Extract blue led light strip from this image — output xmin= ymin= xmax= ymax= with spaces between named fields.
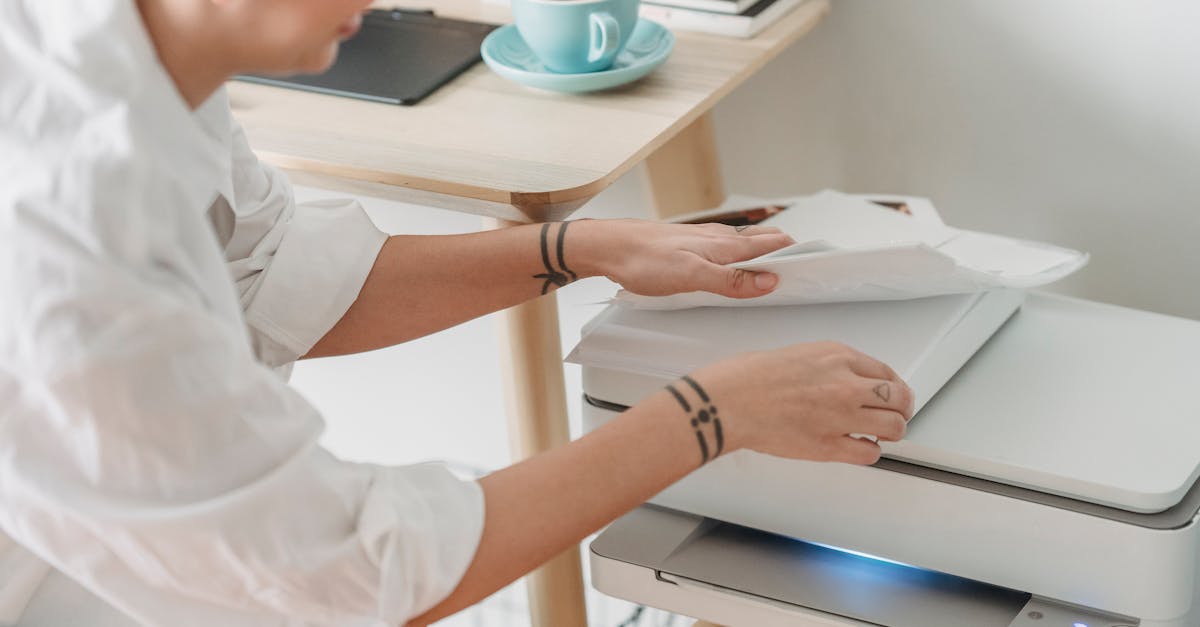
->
xmin=801 ymin=539 xmax=923 ymax=570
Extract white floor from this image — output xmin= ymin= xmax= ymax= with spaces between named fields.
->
xmin=291 ymin=173 xmax=688 ymax=627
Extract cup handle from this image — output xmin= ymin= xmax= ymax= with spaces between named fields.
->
xmin=588 ymin=12 xmax=621 ymax=64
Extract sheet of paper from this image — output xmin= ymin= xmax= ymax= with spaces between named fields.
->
xmin=758 ymin=190 xmax=957 ymax=249
xmin=567 ymin=292 xmax=991 ymax=381
xmin=617 ymin=190 xmax=1088 ymax=310
xmin=936 ymin=231 xmax=1083 ymax=278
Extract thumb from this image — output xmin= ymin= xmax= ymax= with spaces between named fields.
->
xmin=702 ymin=265 xmax=780 ymax=299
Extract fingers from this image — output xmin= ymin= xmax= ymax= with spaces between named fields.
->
xmin=852 ymin=408 xmax=908 ymax=442
xmin=834 ymin=348 xmax=912 ymax=417
xmin=858 ymin=377 xmax=915 ymax=420
xmin=693 ymin=223 xmax=792 ymax=265
xmin=690 ymin=229 xmax=793 ymax=299
xmin=698 ymin=223 xmax=785 ymax=237
xmin=679 ymin=226 xmax=793 ymax=298
xmin=708 ymin=232 xmax=794 ymax=265
xmin=695 ymin=265 xmax=780 ymax=299
xmin=833 ymin=436 xmax=882 ymax=465
xmin=845 ymin=350 xmax=901 ymax=382
xmin=731 ymin=225 xmax=787 ymax=237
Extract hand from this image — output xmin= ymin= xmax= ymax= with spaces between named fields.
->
xmin=572 ymin=219 xmax=794 ymax=299
xmin=683 ymin=342 xmax=915 ymax=465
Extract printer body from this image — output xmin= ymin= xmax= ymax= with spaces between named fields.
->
xmin=573 ymin=291 xmax=1200 ymax=626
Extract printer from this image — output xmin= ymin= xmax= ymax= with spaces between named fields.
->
xmin=569 ymin=291 xmax=1200 ymax=627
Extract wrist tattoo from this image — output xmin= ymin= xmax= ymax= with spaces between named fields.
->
xmin=666 ymin=375 xmax=725 ymax=465
xmin=532 ymin=222 xmax=578 ymax=295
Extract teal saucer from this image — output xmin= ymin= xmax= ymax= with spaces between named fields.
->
xmin=481 ymin=19 xmax=673 ymax=94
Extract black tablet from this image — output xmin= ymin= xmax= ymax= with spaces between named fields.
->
xmin=236 ymin=9 xmax=497 ymax=106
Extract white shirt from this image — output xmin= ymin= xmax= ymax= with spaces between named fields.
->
xmin=0 ymin=2 xmax=484 ymax=625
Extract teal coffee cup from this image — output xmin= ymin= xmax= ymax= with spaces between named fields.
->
xmin=512 ymin=0 xmax=641 ymax=74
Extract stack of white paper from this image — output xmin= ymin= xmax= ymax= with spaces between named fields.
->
xmin=616 ymin=190 xmax=1088 ymax=310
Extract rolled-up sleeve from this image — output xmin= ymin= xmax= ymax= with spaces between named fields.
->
xmin=0 ymin=251 xmax=483 ymax=626
xmin=217 ymin=121 xmax=387 ymax=368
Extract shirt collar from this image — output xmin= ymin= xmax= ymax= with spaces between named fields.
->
xmin=193 ymin=89 xmax=237 ymax=210
xmin=6 ymin=0 xmax=238 ymax=225
xmin=118 ymin=0 xmax=230 ymax=214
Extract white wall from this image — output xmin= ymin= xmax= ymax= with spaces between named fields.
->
xmin=296 ymin=0 xmax=1200 ymax=469
xmin=694 ymin=0 xmax=1200 ymax=318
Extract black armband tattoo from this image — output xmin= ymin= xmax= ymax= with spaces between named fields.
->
xmin=666 ymin=375 xmax=725 ymax=465
xmin=532 ymin=222 xmax=578 ymax=295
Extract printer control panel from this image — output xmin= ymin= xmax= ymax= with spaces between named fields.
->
xmin=1010 ymin=597 xmax=1137 ymax=627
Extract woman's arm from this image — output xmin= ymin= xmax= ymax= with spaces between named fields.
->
xmin=305 ymin=219 xmax=793 ymax=358
xmin=408 ymin=341 xmax=915 ymax=626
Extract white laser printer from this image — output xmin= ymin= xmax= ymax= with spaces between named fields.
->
xmin=569 ymin=291 xmax=1200 ymax=627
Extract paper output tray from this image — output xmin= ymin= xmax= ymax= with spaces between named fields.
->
xmin=591 ymin=506 xmax=1137 ymax=627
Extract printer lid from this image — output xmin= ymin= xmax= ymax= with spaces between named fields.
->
xmin=570 ymin=292 xmax=1200 ymax=514
xmin=886 ymin=292 xmax=1200 ymax=513
xmin=569 ymin=290 xmax=1019 ymax=409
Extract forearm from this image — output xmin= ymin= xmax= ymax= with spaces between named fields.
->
xmin=405 ymin=337 xmax=917 ymax=625
xmin=306 ymin=221 xmax=595 ymax=358
xmin=407 ymin=387 xmax=709 ymax=626
xmin=305 ymin=219 xmax=792 ymax=358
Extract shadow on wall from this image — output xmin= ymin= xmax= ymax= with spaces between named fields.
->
xmin=712 ymin=0 xmax=1200 ymax=319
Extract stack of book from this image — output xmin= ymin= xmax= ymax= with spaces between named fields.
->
xmin=638 ymin=0 xmax=807 ymax=38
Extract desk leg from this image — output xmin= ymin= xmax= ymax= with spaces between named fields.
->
xmin=644 ymin=112 xmax=728 ymax=219
xmin=485 ymin=217 xmax=589 ymax=627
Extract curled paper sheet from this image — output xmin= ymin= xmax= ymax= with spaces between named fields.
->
xmin=616 ymin=191 xmax=1088 ymax=310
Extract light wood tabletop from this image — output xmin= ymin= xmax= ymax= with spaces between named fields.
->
xmin=228 ymin=4 xmax=830 ymax=626
xmin=228 ymin=0 xmax=830 ymax=222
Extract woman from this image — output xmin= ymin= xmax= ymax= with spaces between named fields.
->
xmin=0 ymin=1 xmax=913 ymax=625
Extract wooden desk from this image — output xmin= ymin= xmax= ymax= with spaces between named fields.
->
xmin=228 ymin=2 xmax=829 ymax=625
